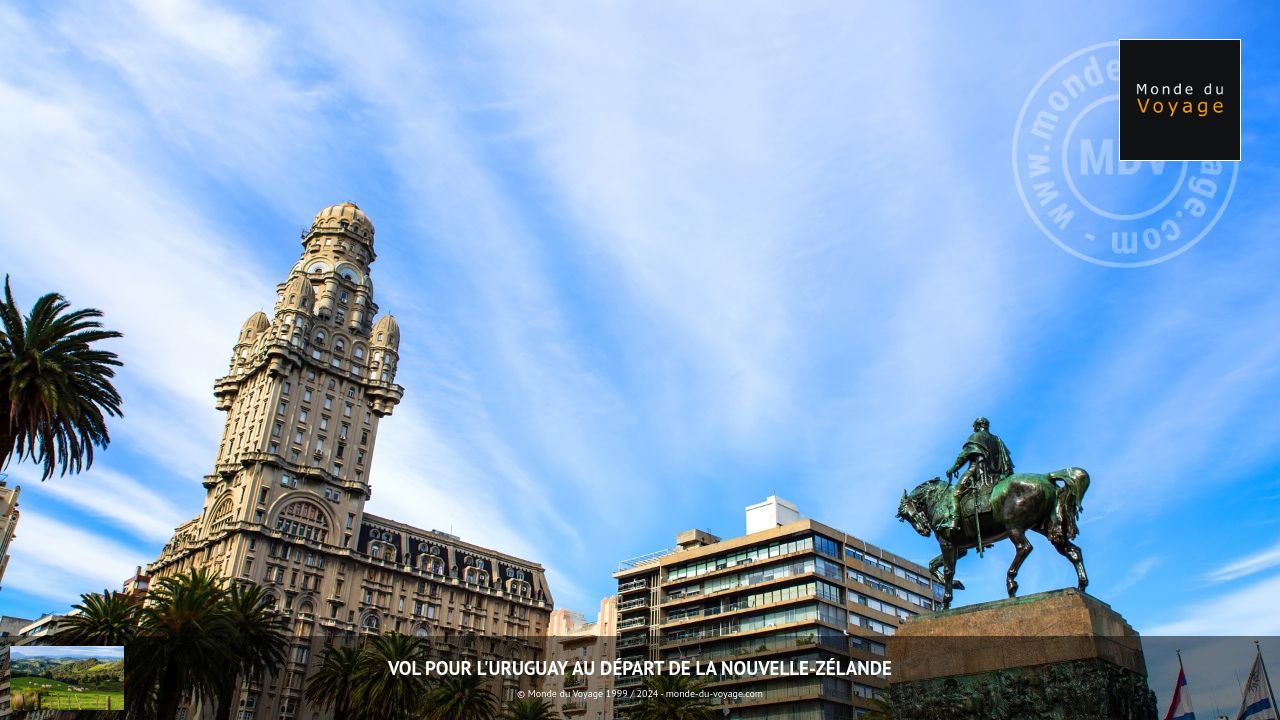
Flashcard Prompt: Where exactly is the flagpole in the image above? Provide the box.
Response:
[1257,640,1278,711]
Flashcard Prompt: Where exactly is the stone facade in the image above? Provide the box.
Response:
[888,589,1157,720]
[0,480,18,592]
[148,203,553,720]
[544,597,618,720]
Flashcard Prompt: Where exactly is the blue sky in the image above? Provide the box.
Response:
[11,646,124,661]
[0,0,1278,689]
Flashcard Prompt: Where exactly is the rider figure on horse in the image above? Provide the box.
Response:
[939,417,1014,531]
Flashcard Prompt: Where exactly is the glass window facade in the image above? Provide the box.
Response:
[667,536,815,581]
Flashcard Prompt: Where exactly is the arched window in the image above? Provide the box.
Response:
[275,501,329,543]
[353,345,365,360]
[363,615,380,630]
[314,331,326,346]
[334,338,345,354]
[413,625,429,638]
[420,555,445,575]
[208,498,234,534]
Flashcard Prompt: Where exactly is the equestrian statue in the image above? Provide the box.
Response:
[896,418,1090,609]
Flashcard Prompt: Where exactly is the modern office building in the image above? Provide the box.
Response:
[147,203,553,720]
[15,612,68,642]
[544,597,618,720]
[0,479,19,591]
[613,496,942,720]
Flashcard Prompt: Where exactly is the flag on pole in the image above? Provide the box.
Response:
[1236,648,1277,720]
[1165,662,1196,720]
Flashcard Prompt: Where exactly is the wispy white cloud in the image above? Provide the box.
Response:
[1147,573,1280,636]
[3,513,149,603]
[1205,540,1280,584]
[9,467,186,543]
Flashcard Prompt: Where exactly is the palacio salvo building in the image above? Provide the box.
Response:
[148,203,553,720]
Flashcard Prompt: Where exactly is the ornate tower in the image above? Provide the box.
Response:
[152,202,403,576]
[149,203,553,720]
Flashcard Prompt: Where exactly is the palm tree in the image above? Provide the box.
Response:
[352,632,433,720]
[305,643,366,720]
[422,673,498,720]
[628,675,716,720]
[502,697,556,720]
[860,689,895,720]
[127,569,237,720]
[211,582,291,720]
[53,589,139,645]
[0,276,123,480]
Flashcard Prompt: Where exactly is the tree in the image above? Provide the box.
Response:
[304,643,366,720]
[502,697,556,720]
[0,276,122,480]
[211,582,290,720]
[628,675,716,720]
[352,632,432,720]
[127,569,237,720]
[421,673,498,720]
[53,589,139,645]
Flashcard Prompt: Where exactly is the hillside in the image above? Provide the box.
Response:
[10,657,124,689]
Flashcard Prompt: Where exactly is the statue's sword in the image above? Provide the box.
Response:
[969,481,985,557]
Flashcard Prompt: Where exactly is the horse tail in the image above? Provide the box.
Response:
[1048,467,1089,542]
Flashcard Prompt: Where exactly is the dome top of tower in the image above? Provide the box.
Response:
[371,314,400,349]
[309,201,374,240]
[280,274,316,311]
[239,311,270,341]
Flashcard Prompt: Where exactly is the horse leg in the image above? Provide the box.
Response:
[1052,538,1088,591]
[928,554,945,585]
[940,542,958,609]
[1006,527,1033,598]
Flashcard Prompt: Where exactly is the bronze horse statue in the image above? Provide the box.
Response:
[896,468,1090,609]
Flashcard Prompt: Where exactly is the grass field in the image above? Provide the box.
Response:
[10,676,125,711]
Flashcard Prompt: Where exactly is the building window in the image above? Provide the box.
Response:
[208,498,234,533]
[320,417,329,431]
[303,389,313,403]
[282,381,291,395]
[275,500,329,543]
[277,401,287,415]
[324,396,334,410]
[272,422,282,437]
[299,409,309,423]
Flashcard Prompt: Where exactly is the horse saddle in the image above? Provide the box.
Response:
[957,481,995,517]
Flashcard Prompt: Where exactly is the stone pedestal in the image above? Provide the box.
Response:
[886,589,1157,720]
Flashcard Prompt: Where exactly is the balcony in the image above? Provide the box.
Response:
[618,578,648,593]
[618,597,649,612]
[562,700,587,714]
[616,635,648,649]
[618,617,647,630]
[616,674,645,688]
[564,675,587,690]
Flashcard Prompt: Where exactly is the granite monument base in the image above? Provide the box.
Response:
[886,588,1157,720]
